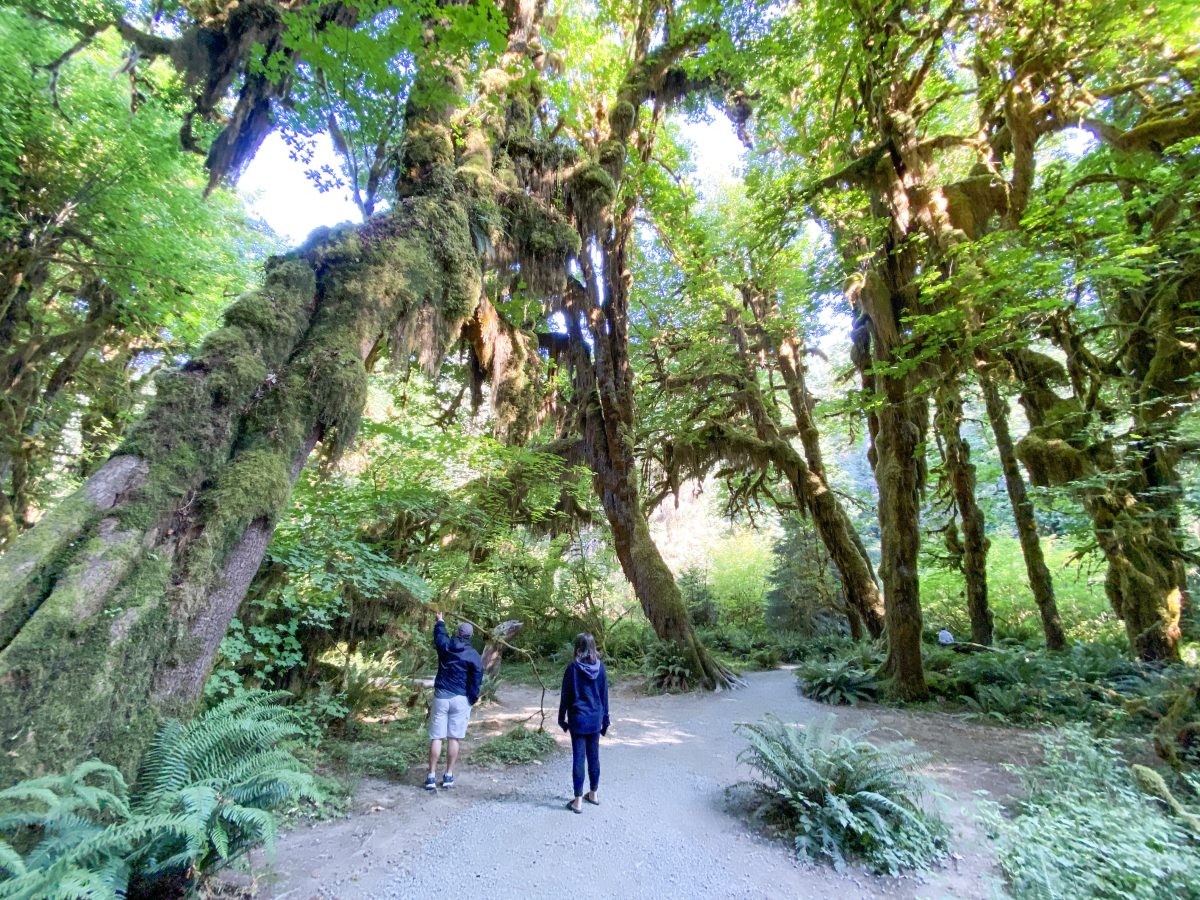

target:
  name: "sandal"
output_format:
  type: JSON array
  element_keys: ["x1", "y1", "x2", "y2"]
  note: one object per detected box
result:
[
  {"x1": 584, "y1": 794, "x2": 600, "y2": 806},
  {"x1": 566, "y1": 799, "x2": 582, "y2": 814}
]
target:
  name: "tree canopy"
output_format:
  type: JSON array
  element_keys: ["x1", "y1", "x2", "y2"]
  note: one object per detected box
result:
[{"x1": 0, "y1": 7, "x2": 1197, "y2": 887}]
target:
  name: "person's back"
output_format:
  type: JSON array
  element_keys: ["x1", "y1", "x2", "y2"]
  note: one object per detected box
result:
[
  {"x1": 561, "y1": 657, "x2": 608, "y2": 734},
  {"x1": 434, "y1": 618, "x2": 483, "y2": 701},
  {"x1": 426, "y1": 614, "x2": 483, "y2": 791},
  {"x1": 558, "y1": 633, "x2": 609, "y2": 812}
]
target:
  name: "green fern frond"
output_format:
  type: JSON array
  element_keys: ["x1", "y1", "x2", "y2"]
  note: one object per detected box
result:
[
  {"x1": 736, "y1": 714, "x2": 948, "y2": 874},
  {"x1": 1, "y1": 690, "x2": 314, "y2": 896}
]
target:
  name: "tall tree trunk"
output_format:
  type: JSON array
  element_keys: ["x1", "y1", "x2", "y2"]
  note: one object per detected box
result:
[
  {"x1": 730, "y1": 305, "x2": 885, "y2": 639},
  {"x1": 775, "y1": 334, "x2": 885, "y2": 638},
  {"x1": 934, "y1": 382, "x2": 993, "y2": 645},
  {"x1": 977, "y1": 363, "x2": 1065, "y2": 649},
  {"x1": 566, "y1": 284, "x2": 736, "y2": 689},
  {"x1": 874, "y1": 375, "x2": 929, "y2": 698}
]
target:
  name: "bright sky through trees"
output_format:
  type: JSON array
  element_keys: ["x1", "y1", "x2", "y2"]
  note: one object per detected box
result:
[{"x1": 241, "y1": 114, "x2": 747, "y2": 246}]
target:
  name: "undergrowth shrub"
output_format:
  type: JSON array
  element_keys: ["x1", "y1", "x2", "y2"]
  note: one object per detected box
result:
[
  {"x1": 918, "y1": 643, "x2": 1200, "y2": 753},
  {"x1": 737, "y1": 716, "x2": 949, "y2": 874},
  {"x1": 0, "y1": 691, "x2": 317, "y2": 899},
  {"x1": 644, "y1": 641, "x2": 694, "y2": 693},
  {"x1": 798, "y1": 661, "x2": 880, "y2": 706},
  {"x1": 472, "y1": 726, "x2": 557, "y2": 766},
  {"x1": 984, "y1": 728, "x2": 1200, "y2": 899},
  {"x1": 309, "y1": 720, "x2": 428, "y2": 781}
]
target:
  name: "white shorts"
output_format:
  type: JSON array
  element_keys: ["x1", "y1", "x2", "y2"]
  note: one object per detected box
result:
[{"x1": 429, "y1": 695, "x2": 471, "y2": 740}]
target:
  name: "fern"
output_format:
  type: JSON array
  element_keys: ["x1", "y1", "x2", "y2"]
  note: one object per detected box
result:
[
  {"x1": 736, "y1": 715, "x2": 949, "y2": 874},
  {"x1": 798, "y1": 661, "x2": 880, "y2": 705},
  {"x1": 0, "y1": 691, "x2": 316, "y2": 898},
  {"x1": 132, "y1": 690, "x2": 317, "y2": 878},
  {"x1": 644, "y1": 642, "x2": 694, "y2": 692},
  {"x1": 984, "y1": 727, "x2": 1200, "y2": 898}
]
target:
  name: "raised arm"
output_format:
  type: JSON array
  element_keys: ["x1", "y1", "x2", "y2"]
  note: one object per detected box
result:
[{"x1": 433, "y1": 613, "x2": 449, "y2": 654}]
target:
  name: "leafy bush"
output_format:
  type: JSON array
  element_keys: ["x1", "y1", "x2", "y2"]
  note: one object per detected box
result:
[
  {"x1": 644, "y1": 641, "x2": 694, "y2": 693},
  {"x1": 772, "y1": 630, "x2": 820, "y2": 663},
  {"x1": 798, "y1": 661, "x2": 880, "y2": 706},
  {"x1": 472, "y1": 727, "x2": 558, "y2": 766},
  {"x1": 984, "y1": 728, "x2": 1200, "y2": 899},
  {"x1": 751, "y1": 645, "x2": 782, "y2": 670},
  {"x1": 737, "y1": 716, "x2": 949, "y2": 874},
  {"x1": 786, "y1": 632, "x2": 860, "y2": 663},
  {"x1": 920, "y1": 643, "x2": 1200, "y2": 748},
  {"x1": 0, "y1": 692, "x2": 317, "y2": 899}
]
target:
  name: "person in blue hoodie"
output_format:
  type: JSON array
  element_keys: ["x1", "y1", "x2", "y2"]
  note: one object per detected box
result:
[
  {"x1": 426, "y1": 612, "x2": 483, "y2": 791},
  {"x1": 558, "y1": 633, "x2": 609, "y2": 813}
]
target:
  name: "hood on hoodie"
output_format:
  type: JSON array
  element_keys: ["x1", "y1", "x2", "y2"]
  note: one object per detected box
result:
[{"x1": 576, "y1": 658, "x2": 602, "y2": 680}]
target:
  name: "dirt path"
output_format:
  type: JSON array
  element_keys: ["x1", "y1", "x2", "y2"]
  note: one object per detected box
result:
[{"x1": 250, "y1": 669, "x2": 1038, "y2": 899}]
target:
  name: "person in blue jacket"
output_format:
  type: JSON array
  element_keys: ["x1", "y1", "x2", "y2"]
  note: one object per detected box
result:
[
  {"x1": 426, "y1": 612, "x2": 483, "y2": 791},
  {"x1": 558, "y1": 633, "x2": 609, "y2": 813}
]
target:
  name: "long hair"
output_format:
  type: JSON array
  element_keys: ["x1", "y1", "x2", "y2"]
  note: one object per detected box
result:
[{"x1": 573, "y1": 632, "x2": 599, "y2": 665}]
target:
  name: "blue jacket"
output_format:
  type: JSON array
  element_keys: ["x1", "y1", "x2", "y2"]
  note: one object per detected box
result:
[
  {"x1": 558, "y1": 659, "x2": 609, "y2": 735},
  {"x1": 433, "y1": 621, "x2": 483, "y2": 705}
]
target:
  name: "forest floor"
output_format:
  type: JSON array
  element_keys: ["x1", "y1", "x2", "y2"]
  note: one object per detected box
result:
[{"x1": 240, "y1": 669, "x2": 1041, "y2": 899}]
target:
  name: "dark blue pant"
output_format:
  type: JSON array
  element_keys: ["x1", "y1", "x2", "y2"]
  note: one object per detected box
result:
[{"x1": 571, "y1": 731, "x2": 600, "y2": 797}]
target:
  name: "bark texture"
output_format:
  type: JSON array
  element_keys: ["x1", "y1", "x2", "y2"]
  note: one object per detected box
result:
[
  {"x1": 978, "y1": 363, "x2": 1065, "y2": 650},
  {"x1": 935, "y1": 383, "x2": 993, "y2": 646}
]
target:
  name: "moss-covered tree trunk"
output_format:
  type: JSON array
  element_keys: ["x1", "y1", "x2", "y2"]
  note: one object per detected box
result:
[
  {"x1": 1011, "y1": 348, "x2": 1186, "y2": 661},
  {"x1": 977, "y1": 363, "x2": 1064, "y2": 650},
  {"x1": 934, "y1": 383, "x2": 993, "y2": 645},
  {"x1": 775, "y1": 333, "x2": 885, "y2": 638},
  {"x1": 0, "y1": 35, "x2": 495, "y2": 777},
  {"x1": 0, "y1": 188, "x2": 482, "y2": 779},
  {"x1": 731, "y1": 304, "x2": 885, "y2": 639},
  {"x1": 874, "y1": 374, "x2": 929, "y2": 698}
]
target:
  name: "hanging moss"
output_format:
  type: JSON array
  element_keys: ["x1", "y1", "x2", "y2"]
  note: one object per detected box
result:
[
  {"x1": 306, "y1": 333, "x2": 370, "y2": 456},
  {"x1": 1015, "y1": 431, "x2": 1091, "y2": 487},
  {"x1": 567, "y1": 164, "x2": 617, "y2": 227},
  {"x1": 598, "y1": 138, "x2": 626, "y2": 179},
  {"x1": 503, "y1": 191, "x2": 581, "y2": 292},
  {"x1": 608, "y1": 100, "x2": 636, "y2": 139}
]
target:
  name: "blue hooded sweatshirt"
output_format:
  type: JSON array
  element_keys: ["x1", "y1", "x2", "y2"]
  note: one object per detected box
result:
[
  {"x1": 558, "y1": 658, "x2": 609, "y2": 735},
  {"x1": 433, "y1": 620, "x2": 483, "y2": 705}
]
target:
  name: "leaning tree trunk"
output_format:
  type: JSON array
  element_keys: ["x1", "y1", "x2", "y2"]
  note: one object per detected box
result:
[
  {"x1": 935, "y1": 382, "x2": 993, "y2": 645},
  {"x1": 0, "y1": 192, "x2": 481, "y2": 780},
  {"x1": 731, "y1": 305, "x2": 885, "y2": 638},
  {"x1": 566, "y1": 294, "x2": 737, "y2": 690},
  {"x1": 775, "y1": 333, "x2": 885, "y2": 638},
  {"x1": 0, "y1": 0, "x2": 584, "y2": 779},
  {"x1": 977, "y1": 363, "x2": 1065, "y2": 649}
]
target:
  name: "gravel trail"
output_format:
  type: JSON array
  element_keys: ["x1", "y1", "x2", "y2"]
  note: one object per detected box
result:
[{"x1": 254, "y1": 669, "x2": 1037, "y2": 899}]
